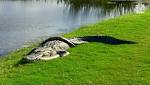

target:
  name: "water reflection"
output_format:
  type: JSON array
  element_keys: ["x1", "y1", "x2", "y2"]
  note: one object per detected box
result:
[{"x1": 58, "y1": 0, "x2": 148, "y2": 16}]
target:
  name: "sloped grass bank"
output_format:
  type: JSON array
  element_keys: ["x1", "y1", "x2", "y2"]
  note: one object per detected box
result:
[{"x1": 0, "y1": 10, "x2": 150, "y2": 85}]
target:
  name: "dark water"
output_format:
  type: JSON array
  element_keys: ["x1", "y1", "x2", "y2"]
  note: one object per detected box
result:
[{"x1": 0, "y1": 0, "x2": 149, "y2": 56}]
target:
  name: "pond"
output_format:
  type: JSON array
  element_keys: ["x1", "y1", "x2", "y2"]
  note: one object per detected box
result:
[{"x1": 0, "y1": 0, "x2": 149, "y2": 56}]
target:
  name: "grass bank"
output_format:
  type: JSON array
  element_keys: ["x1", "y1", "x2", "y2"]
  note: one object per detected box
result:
[{"x1": 0, "y1": 10, "x2": 150, "y2": 85}]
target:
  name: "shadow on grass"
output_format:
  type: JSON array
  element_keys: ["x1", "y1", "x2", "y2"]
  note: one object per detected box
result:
[
  {"x1": 14, "y1": 59, "x2": 33, "y2": 67},
  {"x1": 79, "y1": 36, "x2": 136, "y2": 45}
]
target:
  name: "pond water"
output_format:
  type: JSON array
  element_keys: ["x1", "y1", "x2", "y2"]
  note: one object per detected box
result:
[{"x1": 0, "y1": 0, "x2": 149, "y2": 56}]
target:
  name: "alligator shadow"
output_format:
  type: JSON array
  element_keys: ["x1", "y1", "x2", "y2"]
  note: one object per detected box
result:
[{"x1": 79, "y1": 36, "x2": 136, "y2": 45}]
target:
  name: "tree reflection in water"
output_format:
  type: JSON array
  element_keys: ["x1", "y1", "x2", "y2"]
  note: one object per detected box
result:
[{"x1": 57, "y1": 0, "x2": 148, "y2": 17}]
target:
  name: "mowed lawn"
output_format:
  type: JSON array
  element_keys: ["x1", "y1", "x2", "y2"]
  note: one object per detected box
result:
[{"x1": 0, "y1": 10, "x2": 150, "y2": 85}]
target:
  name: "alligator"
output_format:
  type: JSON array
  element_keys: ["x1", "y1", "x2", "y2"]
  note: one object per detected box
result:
[
  {"x1": 22, "y1": 36, "x2": 135, "y2": 63},
  {"x1": 22, "y1": 37, "x2": 87, "y2": 62}
]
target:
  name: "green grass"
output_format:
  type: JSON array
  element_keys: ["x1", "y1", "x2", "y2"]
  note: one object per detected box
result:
[{"x1": 1, "y1": 10, "x2": 150, "y2": 85}]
